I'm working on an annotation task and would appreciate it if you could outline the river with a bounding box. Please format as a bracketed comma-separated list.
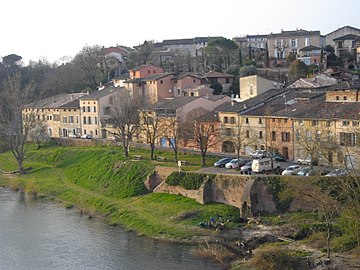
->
[0, 188, 221, 270]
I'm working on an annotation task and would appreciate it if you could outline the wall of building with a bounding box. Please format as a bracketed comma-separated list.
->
[325, 26, 360, 47]
[240, 75, 277, 101]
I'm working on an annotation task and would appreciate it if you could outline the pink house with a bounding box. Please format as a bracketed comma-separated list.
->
[129, 64, 164, 79]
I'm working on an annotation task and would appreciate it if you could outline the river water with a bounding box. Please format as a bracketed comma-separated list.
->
[0, 188, 221, 270]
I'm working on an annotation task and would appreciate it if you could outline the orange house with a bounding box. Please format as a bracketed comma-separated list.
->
[129, 65, 164, 79]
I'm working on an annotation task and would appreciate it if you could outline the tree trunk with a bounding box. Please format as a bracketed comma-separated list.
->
[326, 219, 331, 259]
[174, 149, 178, 163]
[201, 151, 206, 167]
[17, 158, 25, 175]
[150, 144, 155, 160]
[122, 139, 129, 157]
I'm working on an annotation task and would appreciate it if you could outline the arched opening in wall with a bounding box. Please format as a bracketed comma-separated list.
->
[222, 141, 235, 153]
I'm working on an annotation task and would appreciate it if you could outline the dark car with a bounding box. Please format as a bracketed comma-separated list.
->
[214, 158, 233, 168]
[267, 152, 286, 162]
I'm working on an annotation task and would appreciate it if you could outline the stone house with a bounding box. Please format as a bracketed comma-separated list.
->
[239, 75, 283, 101]
[267, 29, 324, 59]
[325, 25, 360, 48]
[22, 93, 85, 138]
[79, 87, 124, 139]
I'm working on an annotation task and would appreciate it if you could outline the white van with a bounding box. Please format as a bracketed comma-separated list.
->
[252, 158, 281, 173]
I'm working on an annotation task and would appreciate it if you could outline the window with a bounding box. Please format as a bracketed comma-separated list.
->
[259, 131, 263, 139]
[160, 80, 163, 84]
[83, 116, 87, 124]
[306, 130, 311, 141]
[305, 37, 310, 46]
[95, 130, 98, 136]
[353, 121, 359, 126]
[336, 96, 340, 100]
[312, 120, 319, 126]
[225, 128, 232, 136]
[93, 106, 96, 113]
[87, 106, 91, 112]
[246, 130, 250, 138]
[340, 132, 357, 146]
[281, 132, 290, 142]
[246, 118, 249, 124]
[82, 107, 85, 112]
[343, 96, 347, 100]
[95, 117, 98, 125]
[230, 117, 235, 124]
[272, 118, 276, 122]
[88, 116, 92, 125]
[284, 119, 288, 123]
[76, 116, 79, 124]
[296, 129, 300, 141]
[223, 117, 228, 123]
[258, 118, 262, 124]
[326, 120, 331, 127]
[342, 121, 350, 126]
[69, 116, 74, 123]
[271, 131, 276, 141]
[250, 84, 253, 95]
[291, 38, 297, 47]
[193, 79, 196, 83]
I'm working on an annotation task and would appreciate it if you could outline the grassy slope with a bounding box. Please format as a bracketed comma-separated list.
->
[0, 144, 239, 240]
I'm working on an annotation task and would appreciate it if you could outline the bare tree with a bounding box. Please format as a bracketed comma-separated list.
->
[139, 107, 164, 160]
[28, 121, 50, 150]
[109, 91, 140, 157]
[162, 116, 181, 163]
[0, 74, 36, 174]
[294, 179, 340, 259]
[184, 108, 220, 167]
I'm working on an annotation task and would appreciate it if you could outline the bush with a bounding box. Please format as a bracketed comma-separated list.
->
[251, 246, 305, 270]
[166, 172, 214, 190]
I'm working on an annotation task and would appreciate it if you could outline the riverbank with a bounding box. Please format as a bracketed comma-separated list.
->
[0, 144, 240, 242]
[1, 144, 359, 269]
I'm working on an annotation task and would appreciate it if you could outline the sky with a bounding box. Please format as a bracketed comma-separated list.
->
[1, 0, 359, 65]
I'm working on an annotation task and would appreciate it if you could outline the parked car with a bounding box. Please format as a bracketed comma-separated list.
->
[81, 134, 92, 139]
[252, 158, 281, 173]
[297, 157, 318, 166]
[214, 158, 233, 168]
[240, 161, 253, 174]
[267, 151, 287, 162]
[68, 133, 79, 138]
[225, 158, 251, 169]
[325, 169, 348, 177]
[297, 167, 316, 177]
[250, 150, 267, 159]
[282, 165, 302, 176]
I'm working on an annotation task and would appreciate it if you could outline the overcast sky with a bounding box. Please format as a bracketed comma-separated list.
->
[1, 0, 359, 64]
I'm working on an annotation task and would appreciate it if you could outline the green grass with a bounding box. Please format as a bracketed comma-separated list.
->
[0, 143, 239, 240]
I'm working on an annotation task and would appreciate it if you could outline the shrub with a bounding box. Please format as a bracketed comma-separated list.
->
[166, 172, 214, 190]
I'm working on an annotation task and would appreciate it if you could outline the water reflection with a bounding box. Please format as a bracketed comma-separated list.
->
[0, 188, 221, 270]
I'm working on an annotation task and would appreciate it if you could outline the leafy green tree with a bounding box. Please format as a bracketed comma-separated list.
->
[289, 59, 309, 80]
[209, 81, 223, 95]
[239, 65, 257, 77]
[2, 54, 22, 75]
[205, 37, 239, 71]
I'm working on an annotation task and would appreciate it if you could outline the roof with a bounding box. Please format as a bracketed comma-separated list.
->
[246, 34, 268, 39]
[326, 80, 360, 91]
[268, 29, 320, 38]
[241, 91, 324, 117]
[79, 87, 123, 100]
[325, 25, 360, 36]
[126, 73, 173, 83]
[130, 64, 162, 71]
[205, 71, 235, 78]
[155, 95, 228, 110]
[23, 93, 85, 109]
[270, 93, 360, 120]
[177, 72, 203, 80]
[299, 45, 322, 52]
[215, 88, 289, 113]
[287, 76, 337, 89]
[333, 34, 360, 41]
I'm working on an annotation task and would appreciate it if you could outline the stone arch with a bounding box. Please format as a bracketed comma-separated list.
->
[222, 141, 235, 153]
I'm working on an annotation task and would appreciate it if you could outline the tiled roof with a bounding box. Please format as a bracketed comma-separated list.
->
[246, 34, 268, 39]
[23, 93, 85, 109]
[142, 73, 173, 81]
[326, 80, 360, 91]
[333, 34, 360, 41]
[177, 73, 203, 80]
[271, 94, 360, 121]
[215, 88, 289, 113]
[269, 29, 320, 38]
[205, 71, 235, 78]
[130, 64, 162, 71]
[154, 95, 228, 110]
[299, 45, 322, 52]
[60, 99, 80, 108]
[79, 87, 123, 100]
